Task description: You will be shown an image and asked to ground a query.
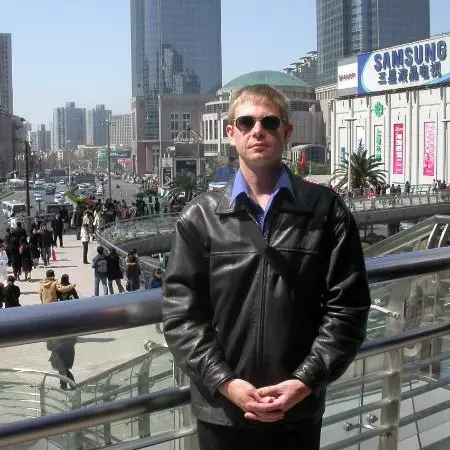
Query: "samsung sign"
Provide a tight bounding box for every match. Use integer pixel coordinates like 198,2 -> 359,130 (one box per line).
358,36 -> 450,94
338,62 -> 358,91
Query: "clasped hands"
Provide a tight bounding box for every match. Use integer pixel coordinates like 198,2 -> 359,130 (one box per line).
219,378 -> 312,423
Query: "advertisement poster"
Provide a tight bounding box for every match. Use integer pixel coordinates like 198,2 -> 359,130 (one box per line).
175,159 -> 197,177
162,167 -> 172,187
356,126 -> 365,151
374,125 -> 383,161
423,122 -> 437,177
393,124 -> 404,175
338,127 -> 347,163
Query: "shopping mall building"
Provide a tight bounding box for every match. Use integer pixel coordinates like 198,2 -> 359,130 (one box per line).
332,34 -> 450,187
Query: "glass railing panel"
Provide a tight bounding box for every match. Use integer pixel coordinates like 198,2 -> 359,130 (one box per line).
0,323 -> 195,449
397,336 -> 450,447
366,268 -> 450,341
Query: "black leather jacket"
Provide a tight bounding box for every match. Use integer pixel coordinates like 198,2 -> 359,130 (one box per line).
163,171 -> 371,427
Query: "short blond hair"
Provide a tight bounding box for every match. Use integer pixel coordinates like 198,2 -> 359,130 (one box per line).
228,84 -> 290,124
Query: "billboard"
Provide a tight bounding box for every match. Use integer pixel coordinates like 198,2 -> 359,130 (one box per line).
374,125 -> 383,161
175,159 -> 197,177
393,124 -> 404,175
358,35 -> 449,94
162,167 -> 172,187
423,122 -> 437,177
337,62 -> 358,91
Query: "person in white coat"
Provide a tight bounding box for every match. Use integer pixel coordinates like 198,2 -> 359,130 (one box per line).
0,242 -> 9,283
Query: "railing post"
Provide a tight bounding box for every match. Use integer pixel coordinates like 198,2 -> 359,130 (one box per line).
378,348 -> 403,450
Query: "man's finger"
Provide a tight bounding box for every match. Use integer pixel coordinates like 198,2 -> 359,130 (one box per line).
257,386 -> 279,397
244,411 -> 284,422
246,399 -> 284,413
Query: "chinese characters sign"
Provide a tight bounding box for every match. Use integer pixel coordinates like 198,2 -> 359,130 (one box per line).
358,36 -> 449,94
423,122 -> 436,177
374,125 -> 383,161
393,124 -> 404,175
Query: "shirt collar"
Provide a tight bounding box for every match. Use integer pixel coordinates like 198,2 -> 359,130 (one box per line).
229,165 -> 294,208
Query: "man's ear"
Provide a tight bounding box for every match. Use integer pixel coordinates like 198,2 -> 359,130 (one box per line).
226,124 -> 235,146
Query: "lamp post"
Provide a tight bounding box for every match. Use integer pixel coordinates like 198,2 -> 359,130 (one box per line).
441,119 -> 450,183
102,119 -> 114,199
344,118 -> 357,195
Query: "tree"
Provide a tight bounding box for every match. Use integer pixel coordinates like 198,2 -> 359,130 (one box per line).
166,173 -> 207,202
332,148 -> 386,189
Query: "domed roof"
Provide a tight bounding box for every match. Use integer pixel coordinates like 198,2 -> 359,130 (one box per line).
221,70 -> 311,90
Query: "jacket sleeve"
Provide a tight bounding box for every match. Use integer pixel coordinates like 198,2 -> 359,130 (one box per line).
163,215 -> 236,397
292,198 -> 371,392
56,283 -> 76,294
39,284 -> 43,303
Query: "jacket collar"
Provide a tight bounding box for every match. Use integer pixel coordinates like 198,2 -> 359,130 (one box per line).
214,165 -> 313,216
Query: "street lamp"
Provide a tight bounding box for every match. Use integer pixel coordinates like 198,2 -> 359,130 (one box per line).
441,119 -> 450,182
344,118 -> 357,194
102,119 -> 114,199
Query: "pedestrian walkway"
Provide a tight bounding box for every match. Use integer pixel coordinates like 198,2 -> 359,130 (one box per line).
0,231 -> 164,386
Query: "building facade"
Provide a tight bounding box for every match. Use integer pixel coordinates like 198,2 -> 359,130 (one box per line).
86,104 -> 112,146
317,0 -> 430,86
331,34 -> 450,187
130,0 -> 222,173
0,33 -> 13,113
52,102 -> 86,150
35,124 -> 51,151
110,114 -> 132,148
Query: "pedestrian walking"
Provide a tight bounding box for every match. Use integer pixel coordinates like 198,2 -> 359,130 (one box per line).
39,269 -> 76,304
106,248 -> 124,294
38,224 -> 53,268
91,246 -> 109,296
146,267 -> 163,289
20,238 -> 33,282
48,336 -> 77,390
58,274 -> 79,300
51,213 -> 64,247
3,275 -> 21,307
125,253 -> 141,291
80,224 -> 90,264
0,242 -> 9,283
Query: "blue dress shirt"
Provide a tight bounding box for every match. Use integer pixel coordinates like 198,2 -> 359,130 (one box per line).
229,166 -> 293,233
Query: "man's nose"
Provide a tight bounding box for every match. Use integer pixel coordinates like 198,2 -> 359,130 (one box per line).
251,119 -> 265,136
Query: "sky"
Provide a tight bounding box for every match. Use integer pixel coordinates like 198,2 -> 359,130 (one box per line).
0,0 -> 449,127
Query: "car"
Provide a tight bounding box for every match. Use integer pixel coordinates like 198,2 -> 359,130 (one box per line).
59,179 -> 66,185
34,193 -> 42,201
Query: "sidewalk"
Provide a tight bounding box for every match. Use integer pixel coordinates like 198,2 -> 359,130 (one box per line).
0,231 -> 165,385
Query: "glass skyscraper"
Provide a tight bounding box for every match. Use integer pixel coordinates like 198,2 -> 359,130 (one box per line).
130,0 -> 222,141
317,0 -> 430,86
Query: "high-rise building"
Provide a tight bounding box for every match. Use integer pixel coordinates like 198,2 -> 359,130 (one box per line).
35,124 -> 51,151
110,114 -> 132,148
130,0 -> 222,173
52,102 -> 86,150
0,33 -> 13,113
86,104 -> 112,146
317,0 -> 430,86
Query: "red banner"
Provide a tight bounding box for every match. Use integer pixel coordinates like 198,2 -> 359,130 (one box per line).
393,124 -> 404,175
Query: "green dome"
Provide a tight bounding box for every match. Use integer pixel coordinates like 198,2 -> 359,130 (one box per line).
222,70 -> 311,90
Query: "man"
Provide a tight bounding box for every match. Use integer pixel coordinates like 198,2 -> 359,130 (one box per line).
163,84 -> 371,450
39,269 -> 76,304
51,213 -> 64,247
91,246 -> 108,296
38,224 -> 53,268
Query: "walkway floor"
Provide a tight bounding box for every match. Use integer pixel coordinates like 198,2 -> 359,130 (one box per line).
0,231 -> 165,386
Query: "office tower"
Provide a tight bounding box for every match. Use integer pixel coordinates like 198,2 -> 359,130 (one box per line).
35,124 -> 51,151
86,104 -> 112,146
52,102 -> 86,150
130,0 -> 222,170
317,0 -> 430,86
110,114 -> 132,147
0,33 -> 13,113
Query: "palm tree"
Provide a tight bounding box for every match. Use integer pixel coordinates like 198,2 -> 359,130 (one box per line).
332,148 -> 387,190
166,173 -> 207,202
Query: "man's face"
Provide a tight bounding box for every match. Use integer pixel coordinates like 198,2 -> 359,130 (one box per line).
226,100 -> 292,169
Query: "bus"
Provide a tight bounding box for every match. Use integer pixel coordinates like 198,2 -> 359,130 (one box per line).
2,201 -> 27,218
8,178 -> 27,190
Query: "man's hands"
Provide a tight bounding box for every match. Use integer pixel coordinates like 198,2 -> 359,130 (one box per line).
218,378 -> 312,423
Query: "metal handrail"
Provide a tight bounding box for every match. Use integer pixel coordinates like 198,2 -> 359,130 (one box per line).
1,246 -> 450,349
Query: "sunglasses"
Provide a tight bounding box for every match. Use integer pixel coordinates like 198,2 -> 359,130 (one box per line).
234,115 -> 284,132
